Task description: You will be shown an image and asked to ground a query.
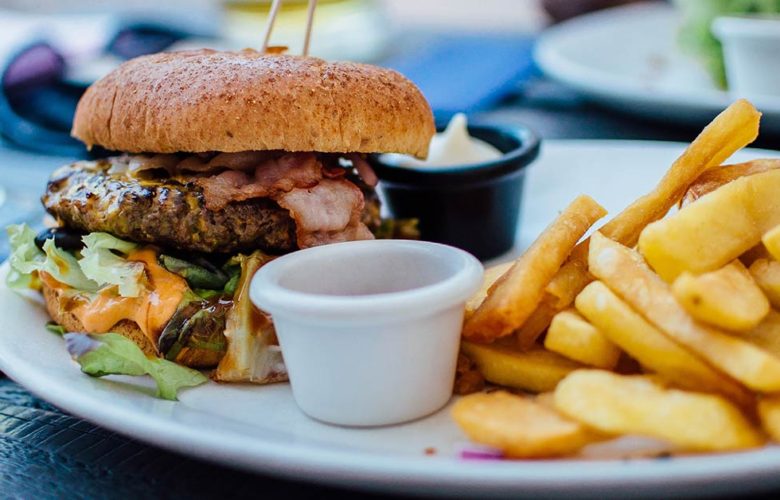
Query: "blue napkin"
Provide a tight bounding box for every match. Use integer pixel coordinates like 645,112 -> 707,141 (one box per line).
382,34 -> 536,120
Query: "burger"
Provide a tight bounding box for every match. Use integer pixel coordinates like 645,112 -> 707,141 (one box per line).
7,49 -> 434,390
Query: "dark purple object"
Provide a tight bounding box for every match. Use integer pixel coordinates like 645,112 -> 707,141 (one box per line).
2,43 -> 65,91
459,444 -> 505,460
106,23 -> 190,60
63,332 -> 101,359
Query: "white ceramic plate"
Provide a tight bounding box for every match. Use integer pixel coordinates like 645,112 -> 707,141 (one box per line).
3,140 -> 780,498
534,3 -> 780,134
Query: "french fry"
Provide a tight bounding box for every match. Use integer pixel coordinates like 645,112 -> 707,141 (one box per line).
596,99 -> 760,248
743,310 -> 780,358
763,225 -> 780,262
554,370 -> 763,452
455,101 -> 775,459
544,309 -> 620,369
682,159 -> 780,206
542,252 -> 592,309
741,243 -> 772,267
513,300 -> 560,350
671,261 -> 769,332
461,341 -> 582,393
452,391 -> 604,458
758,395 -> 780,442
749,258 -> 780,308
575,281 -> 754,408
589,232 -> 780,392
465,262 -> 513,321
514,258 -> 591,350
463,195 -> 606,342
639,169 -> 780,281
514,99 -> 762,347
534,391 -> 556,409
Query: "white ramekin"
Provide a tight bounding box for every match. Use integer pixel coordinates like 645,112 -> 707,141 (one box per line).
250,239 -> 483,427
712,16 -> 780,99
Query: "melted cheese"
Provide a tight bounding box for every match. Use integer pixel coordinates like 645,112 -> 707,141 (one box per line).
75,292 -> 149,334
64,248 -> 187,345
131,248 -> 187,336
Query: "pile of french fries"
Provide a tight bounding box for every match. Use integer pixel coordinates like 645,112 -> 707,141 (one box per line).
453,99 -> 780,458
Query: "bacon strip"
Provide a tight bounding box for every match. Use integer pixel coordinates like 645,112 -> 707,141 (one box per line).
207,151 -> 277,171
175,155 -> 210,172
276,178 -> 374,248
130,151 -> 378,247
196,153 -> 323,210
349,154 -> 378,187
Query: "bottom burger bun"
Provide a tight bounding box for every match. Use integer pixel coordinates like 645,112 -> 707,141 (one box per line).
41,282 -> 221,368
42,283 -> 157,356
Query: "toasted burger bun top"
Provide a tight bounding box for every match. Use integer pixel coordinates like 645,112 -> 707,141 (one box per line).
71,49 -> 435,158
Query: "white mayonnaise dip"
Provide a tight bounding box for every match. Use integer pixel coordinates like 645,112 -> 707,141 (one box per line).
382,113 -> 502,168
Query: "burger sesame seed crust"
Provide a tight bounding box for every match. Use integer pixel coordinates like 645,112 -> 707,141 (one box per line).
71,49 -> 435,159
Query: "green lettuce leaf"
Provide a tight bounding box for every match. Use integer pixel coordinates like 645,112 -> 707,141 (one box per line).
160,254 -> 228,290
223,270 -> 241,296
65,332 -> 207,400
41,239 -> 98,291
161,254 -> 241,297
79,232 -> 144,297
45,322 -> 67,336
145,358 -> 209,400
6,224 -> 45,289
6,224 -> 98,292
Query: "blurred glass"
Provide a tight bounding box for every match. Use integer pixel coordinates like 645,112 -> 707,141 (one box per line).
382,0 -> 547,33
220,0 -> 388,61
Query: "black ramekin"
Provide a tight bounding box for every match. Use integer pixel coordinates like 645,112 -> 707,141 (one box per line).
369,122 -> 541,261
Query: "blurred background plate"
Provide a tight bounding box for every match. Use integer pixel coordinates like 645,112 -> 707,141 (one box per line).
534,2 -> 780,134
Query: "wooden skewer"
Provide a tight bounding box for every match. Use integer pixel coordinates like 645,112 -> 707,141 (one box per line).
302,0 -> 318,56
261,0 -> 283,54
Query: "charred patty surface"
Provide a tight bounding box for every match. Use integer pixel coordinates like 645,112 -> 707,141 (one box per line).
43,160 -> 299,254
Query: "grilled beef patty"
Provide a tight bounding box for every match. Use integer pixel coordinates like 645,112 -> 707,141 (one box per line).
43,159 -> 379,254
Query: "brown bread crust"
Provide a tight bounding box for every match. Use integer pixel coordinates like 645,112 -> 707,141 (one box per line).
71,49 -> 435,158
42,283 -> 221,368
42,283 -> 158,357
